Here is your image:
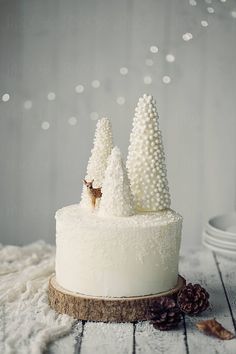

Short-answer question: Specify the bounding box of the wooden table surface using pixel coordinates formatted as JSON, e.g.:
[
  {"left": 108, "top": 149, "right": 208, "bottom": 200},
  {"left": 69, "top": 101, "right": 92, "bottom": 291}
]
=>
[{"left": 46, "top": 248, "right": 236, "bottom": 354}]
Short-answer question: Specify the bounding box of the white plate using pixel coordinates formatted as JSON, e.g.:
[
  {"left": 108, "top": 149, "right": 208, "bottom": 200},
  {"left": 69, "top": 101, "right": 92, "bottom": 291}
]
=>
[
  {"left": 202, "top": 238, "right": 236, "bottom": 258},
  {"left": 206, "top": 212, "right": 236, "bottom": 240},
  {"left": 202, "top": 230, "right": 236, "bottom": 249},
  {"left": 204, "top": 227, "right": 236, "bottom": 243}
]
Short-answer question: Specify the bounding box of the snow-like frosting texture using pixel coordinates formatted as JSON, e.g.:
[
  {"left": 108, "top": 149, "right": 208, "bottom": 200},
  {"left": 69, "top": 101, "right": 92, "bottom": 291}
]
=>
[
  {"left": 127, "top": 94, "right": 171, "bottom": 211},
  {"left": 99, "top": 147, "right": 134, "bottom": 217},
  {"left": 55, "top": 204, "right": 182, "bottom": 297},
  {"left": 80, "top": 117, "right": 113, "bottom": 209}
]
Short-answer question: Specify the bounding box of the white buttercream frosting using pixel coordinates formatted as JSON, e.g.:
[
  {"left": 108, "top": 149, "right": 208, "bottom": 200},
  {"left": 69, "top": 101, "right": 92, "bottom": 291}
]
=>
[
  {"left": 80, "top": 117, "right": 113, "bottom": 209},
  {"left": 99, "top": 147, "right": 134, "bottom": 217},
  {"left": 127, "top": 94, "right": 171, "bottom": 211},
  {"left": 55, "top": 204, "right": 182, "bottom": 297}
]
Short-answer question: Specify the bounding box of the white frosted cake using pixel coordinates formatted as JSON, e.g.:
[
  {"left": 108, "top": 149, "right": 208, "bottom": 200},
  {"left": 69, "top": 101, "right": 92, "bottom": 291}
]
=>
[
  {"left": 56, "top": 206, "right": 182, "bottom": 297},
  {"left": 55, "top": 94, "right": 183, "bottom": 298}
]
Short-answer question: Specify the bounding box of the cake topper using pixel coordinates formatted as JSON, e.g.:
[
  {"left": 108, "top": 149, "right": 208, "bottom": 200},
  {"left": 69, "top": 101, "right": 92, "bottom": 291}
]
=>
[
  {"left": 80, "top": 117, "right": 113, "bottom": 209},
  {"left": 126, "top": 94, "right": 171, "bottom": 211},
  {"left": 83, "top": 179, "right": 102, "bottom": 209},
  {"left": 99, "top": 147, "right": 134, "bottom": 217}
]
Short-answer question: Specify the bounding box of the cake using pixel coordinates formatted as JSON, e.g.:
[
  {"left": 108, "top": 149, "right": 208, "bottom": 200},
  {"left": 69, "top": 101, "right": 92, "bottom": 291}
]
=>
[{"left": 55, "top": 94, "right": 182, "bottom": 298}]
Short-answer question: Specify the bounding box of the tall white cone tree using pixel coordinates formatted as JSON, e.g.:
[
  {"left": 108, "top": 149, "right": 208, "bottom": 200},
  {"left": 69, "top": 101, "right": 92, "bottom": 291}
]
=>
[
  {"left": 99, "top": 147, "right": 134, "bottom": 217},
  {"left": 80, "top": 117, "right": 113, "bottom": 209},
  {"left": 126, "top": 94, "right": 171, "bottom": 211}
]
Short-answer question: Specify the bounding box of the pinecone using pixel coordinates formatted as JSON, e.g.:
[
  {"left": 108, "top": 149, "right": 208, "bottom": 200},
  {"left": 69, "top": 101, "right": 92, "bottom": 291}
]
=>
[
  {"left": 177, "top": 283, "right": 210, "bottom": 316},
  {"left": 149, "top": 296, "right": 182, "bottom": 330}
]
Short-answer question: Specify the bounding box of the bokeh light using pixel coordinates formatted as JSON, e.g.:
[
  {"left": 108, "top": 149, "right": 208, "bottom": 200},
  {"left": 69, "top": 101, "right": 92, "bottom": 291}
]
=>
[
  {"left": 150, "top": 46, "right": 158, "bottom": 54},
  {"left": 231, "top": 11, "right": 236, "bottom": 18},
  {"left": 166, "top": 54, "right": 175, "bottom": 63},
  {"left": 182, "top": 33, "right": 193, "bottom": 41},
  {"left": 41, "top": 121, "right": 50, "bottom": 130},
  {"left": 75, "top": 84, "right": 84, "bottom": 93},
  {"left": 120, "top": 67, "right": 128, "bottom": 75},
  {"left": 2, "top": 93, "right": 10, "bottom": 102},
  {"left": 91, "top": 80, "right": 100, "bottom": 88},
  {"left": 207, "top": 7, "right": 215, "bottom": 14},
  {"left": 23, "top": 100, "right": 33, "bottom": 110},
  {"left": 144, "top": 76, "right": 152, "bottom": 85},
  {"left": 116, "top": 96, "right": 125, "bottom": 105},
  {"left": 189, "top": 0, "right": 197, "bottom": 6},
  {"left": 47, "top": 92, "right": 56, "bottom": 101},
  {"left": 162, "top": 76, "right": 171, "bottom": 84},
  {"left": 201, "top": 20, "right": 208, "bottom": 27},
  {"left": 145, "top": 59, "right": 154, "bottom": 66},
  {"left": 68, "top": 116, "right": 78, "bottom": 126}
]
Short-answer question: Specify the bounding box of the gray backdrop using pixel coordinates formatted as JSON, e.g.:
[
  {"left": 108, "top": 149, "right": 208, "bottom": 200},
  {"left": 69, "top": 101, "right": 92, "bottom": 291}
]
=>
[{"left": 0, "top": 0, "right": 236, "bottom": 250}]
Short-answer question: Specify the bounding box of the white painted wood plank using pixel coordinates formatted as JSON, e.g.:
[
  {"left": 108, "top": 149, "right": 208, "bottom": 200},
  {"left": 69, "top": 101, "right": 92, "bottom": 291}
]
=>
[
  {"left": 214, "top": 253, "right": 236, "bottom": 331},
  {"left": 179, "top": 248, "right": 236, "bottom": 353},
  {"left": 135, "top": 321, "right": 187, "bottom": 354},
  {"left": 80, "top": 322, "right": 133, "bottom": 354},
  {"left": 46, "top": 321, "right": 83, "bottom": 354}
]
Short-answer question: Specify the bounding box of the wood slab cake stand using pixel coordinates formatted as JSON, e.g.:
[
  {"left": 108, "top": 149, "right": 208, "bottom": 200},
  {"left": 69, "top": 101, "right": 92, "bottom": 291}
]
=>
[{"left": 48, "top": 275, "right": 185, "bottom": 322}]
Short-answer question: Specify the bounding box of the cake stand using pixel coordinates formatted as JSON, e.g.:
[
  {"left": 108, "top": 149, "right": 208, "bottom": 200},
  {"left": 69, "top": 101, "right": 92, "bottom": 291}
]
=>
[{"left": 48, "top": 275, "right": 186, "bottom": 322}]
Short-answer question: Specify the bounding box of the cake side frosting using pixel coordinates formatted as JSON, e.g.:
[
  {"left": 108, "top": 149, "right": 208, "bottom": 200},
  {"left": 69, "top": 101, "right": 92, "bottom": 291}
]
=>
[{"left": 55, "top": 204, "right": 182, "bottom": 297}]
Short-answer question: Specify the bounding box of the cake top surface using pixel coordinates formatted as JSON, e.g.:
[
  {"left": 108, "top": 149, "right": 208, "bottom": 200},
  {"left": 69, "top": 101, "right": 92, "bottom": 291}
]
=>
[{"left": 56, "top": 204, "right": 182, "bottom": 229}]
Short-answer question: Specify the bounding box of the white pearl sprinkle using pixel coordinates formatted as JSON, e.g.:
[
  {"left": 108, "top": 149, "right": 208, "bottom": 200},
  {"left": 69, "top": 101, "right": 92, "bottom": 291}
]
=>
[
  {"left": 41, "top": 121, "right": 50, "bottom": 130},
  {"left": 2, "top": 93, "right": 10, "bottom": 102}
]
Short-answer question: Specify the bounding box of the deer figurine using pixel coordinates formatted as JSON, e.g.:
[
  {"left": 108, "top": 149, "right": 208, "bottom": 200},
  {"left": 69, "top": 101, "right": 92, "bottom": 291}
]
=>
[{"left": 83, "top": 179, "right": 102, "bottom": 209}]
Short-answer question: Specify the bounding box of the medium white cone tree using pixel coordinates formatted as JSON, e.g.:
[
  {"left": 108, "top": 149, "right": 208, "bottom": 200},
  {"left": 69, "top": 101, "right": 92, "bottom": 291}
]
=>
[
  {"left": 99, "top": 147, "right": 134, "bottom": 217},
  {"left": 126, "top": 94, "right": 171, "bottom": 211},
  {"left": 80, "top": 117, "right": 113, "bottom": 209}
]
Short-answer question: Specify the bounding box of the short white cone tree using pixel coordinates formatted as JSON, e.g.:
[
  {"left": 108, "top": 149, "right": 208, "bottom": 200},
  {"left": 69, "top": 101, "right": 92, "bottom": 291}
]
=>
[
  {"left": 80, "top": 117, "right": 113, "bottom": 209},
  {"left": 99, "top": 146, "right": 134, "bottom": 217},
  {"left": 126, "top": 94, "right": 171, "bottom": 211}
]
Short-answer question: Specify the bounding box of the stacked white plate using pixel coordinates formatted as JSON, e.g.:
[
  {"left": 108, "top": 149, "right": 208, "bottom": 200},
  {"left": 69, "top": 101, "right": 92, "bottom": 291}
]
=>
[{"left": 202, "top": 212, "right": 236, "bottom": 258}]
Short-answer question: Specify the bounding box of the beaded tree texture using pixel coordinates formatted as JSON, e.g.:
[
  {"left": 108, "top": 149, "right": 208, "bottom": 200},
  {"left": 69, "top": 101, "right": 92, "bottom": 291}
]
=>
[
  {"left": 99, "top": 147, "right": 134, "bottom": 217},
  {"left": 80, "top": 117, "right": 113, "bottom": 209},
  {"left": 126, "top": 94, "right": 171, "bottom": 212}
]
